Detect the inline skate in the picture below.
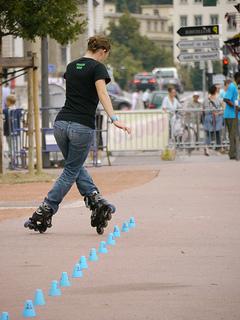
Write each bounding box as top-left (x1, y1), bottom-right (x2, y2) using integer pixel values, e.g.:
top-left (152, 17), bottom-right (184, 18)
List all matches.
top-left (84, 191), bottom-right (116, 235)
top-left (24, 202), bottom-right (53, 233)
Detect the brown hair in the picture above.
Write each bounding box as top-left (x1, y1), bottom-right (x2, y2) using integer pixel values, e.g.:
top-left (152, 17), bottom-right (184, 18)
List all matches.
top-left (6, 94), bottom-right (16, 105)
top-left (168, 86), bottom-right (175, 93)
top-left (87, 35), bottom-right (111, 53)
top-left (208, 85), bottom-right (217, 95)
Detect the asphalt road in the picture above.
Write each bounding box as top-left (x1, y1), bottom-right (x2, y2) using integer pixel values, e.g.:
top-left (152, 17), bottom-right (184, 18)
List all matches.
top-left (0, 155), bottom-right (240, 320)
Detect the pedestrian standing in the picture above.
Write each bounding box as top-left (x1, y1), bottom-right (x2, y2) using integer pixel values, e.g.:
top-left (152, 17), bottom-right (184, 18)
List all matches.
top-left (3, 94), bottom-right (17, 166)
top-left (142, 89), bottom-right (150, 109)
top-left (131, 90), bottom-right (139, 110)
top-left (24, 35), bottom-right (131, 233)
top-left (223, 72), bottom-right (240, 160)
top-left (162, 87), bottom-right (181, 140)
top-left (184, 92), bottom-right (202, 141)
top-left (203, 85), bottom-right (224, 156)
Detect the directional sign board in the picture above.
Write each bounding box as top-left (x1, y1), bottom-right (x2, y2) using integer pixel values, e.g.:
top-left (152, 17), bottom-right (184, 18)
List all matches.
top-left (177, 39), bottom-right (220, 50)
top-left (177, 51), bottom-right (222, 62)
top-left (177, 25), bottom-right (220, 37)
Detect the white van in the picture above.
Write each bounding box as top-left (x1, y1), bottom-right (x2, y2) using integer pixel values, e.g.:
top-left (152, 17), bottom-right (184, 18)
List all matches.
top-left (152, 67), bottom-right (184, 93)
top-left (152, 67), bottom-right (179, 80)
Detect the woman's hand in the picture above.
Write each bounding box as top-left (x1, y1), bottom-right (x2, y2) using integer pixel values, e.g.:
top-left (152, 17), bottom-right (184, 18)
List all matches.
top-left (113, 120), bottom-right (131, 134)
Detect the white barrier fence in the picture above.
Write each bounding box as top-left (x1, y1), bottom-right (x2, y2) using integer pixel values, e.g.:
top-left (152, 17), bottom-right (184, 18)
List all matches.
top-left (107, 110), bottom-right (169, 152)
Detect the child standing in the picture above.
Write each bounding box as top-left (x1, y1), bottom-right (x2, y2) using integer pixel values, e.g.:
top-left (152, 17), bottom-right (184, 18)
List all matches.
top-left (3, 94), bottom-right (17, 167)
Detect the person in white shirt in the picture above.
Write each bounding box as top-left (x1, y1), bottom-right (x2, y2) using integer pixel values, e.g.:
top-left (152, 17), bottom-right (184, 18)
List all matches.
top-left (161, 87), bottom-right (181, 112)
top-left (142, 89), bottom-right (150, 109)
top-left (131, 91), bottom-right (139, 110)
top-left (162, 87), bottom-right (182, 140)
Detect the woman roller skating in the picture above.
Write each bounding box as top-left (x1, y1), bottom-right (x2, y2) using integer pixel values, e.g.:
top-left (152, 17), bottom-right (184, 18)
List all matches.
top-left (24, 35), bottom-right (131, 234)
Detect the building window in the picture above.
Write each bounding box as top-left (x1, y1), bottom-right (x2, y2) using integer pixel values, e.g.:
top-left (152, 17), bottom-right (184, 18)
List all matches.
top-left (147, 20), bottom-right (151, 31)
top-left (161, 21), bottom-right (165, 32)
top-left (180, 15), bottom-right (188, 26)
top-left (153, 9), bottom-right (159, 15)
top-left (194, 0), bottom-right (202, 2)
top-left (154, 21), bottom-right (158, 32)
top-left (210, 14), bottom-right (218, 24)
top-left (194, 15), bottom-right (202, 25)
top-left (180, 0), bottom-right (188, 3)
top-left (227, 14), bottom-right (237, 30)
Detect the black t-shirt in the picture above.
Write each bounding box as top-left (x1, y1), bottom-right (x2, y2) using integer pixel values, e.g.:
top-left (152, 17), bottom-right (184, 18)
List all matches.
top-left (55, 57), bottom-right (110, 129)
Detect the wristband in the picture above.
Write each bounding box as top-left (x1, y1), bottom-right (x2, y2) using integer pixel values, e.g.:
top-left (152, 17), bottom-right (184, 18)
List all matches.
top-left (110, 115), bottom-right (119, 123)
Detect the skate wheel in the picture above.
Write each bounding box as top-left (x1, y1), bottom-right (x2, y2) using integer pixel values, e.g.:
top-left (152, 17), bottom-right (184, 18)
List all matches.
top-left (102, 220), bottom-right (108, 228)
top-left (24, 220), bottom-right (30, 228)
top-left (38, 225), bottom-right (47, 233)
top-left (91, 219), bottom-right (97, 227)
top-left (24, 220), bottom-right (34, 230)
top-left (109, 204), bottom-right (116, 214)
top-left (96, 226), bottom-right (104, 235)
top-left (106, 212), bottom-right (112, 221)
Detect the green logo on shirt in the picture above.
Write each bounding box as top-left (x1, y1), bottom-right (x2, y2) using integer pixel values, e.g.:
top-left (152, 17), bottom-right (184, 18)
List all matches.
top-left (76, 63), bottom-right (86, 70)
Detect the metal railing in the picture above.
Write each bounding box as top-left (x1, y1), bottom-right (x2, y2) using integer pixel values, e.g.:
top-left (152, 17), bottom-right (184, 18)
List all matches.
top-left (108, 110), bottom-right (169, 152)
top-left (168, 108), bottom-right (229, 152)
top-left (5, 107), bottom-right (231, 170)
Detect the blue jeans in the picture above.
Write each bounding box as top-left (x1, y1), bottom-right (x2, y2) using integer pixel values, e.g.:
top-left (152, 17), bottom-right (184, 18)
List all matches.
top-left (44, 121), bottom-right (97, 214)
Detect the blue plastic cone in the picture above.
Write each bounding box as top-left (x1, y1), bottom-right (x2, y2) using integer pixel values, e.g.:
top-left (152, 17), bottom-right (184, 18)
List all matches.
top-left (22, 300), bottom-right (36, 318)
top-left (107, 233), bottom-right (116, 246)
top-left (79, 256), bottom-right (88, 269)
top-left (88, 248), bottom-right (98, 262)
top-left (34, 289), bottom-right (45, 306)
top-left (60, 271), bottom-right (71, 287)
top-left (0, 312), bottom-right (9, 320)
top-left (129, 217), bottom-right (136, 228)
top-left (49, 280), bottom-right (61, 296)
top-left (113, 225), bottom-right (121, 238)
top-left (72, 263), bottom-right (83, 278)
top-left (98, 241), bottom-right (108, 254)
top-left (121, 221), bottom-right (129, 232)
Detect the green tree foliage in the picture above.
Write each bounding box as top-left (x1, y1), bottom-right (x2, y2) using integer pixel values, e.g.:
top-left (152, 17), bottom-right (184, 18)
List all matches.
top-left (107, 42), bottom-right (143, 88)
top-left (108, 12), bottom-right (173, 86)
top-left (0, 0), bottom-right (86, 44)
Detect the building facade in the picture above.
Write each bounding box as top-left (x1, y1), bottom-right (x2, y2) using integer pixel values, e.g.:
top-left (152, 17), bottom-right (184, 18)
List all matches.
top-left (104, 3), bottom-right (173, 50)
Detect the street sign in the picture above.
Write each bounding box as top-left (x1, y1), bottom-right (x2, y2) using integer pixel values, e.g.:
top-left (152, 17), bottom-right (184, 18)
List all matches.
top-left (177, 25), bottom-right (220, 36)
top-left (177, 51), bottom-right (222, 62)
top-left (177, 39), bottom-right (220, 50)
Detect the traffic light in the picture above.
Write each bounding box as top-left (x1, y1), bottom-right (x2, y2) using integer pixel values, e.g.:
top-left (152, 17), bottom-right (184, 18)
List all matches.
top-left (222, 57), bottom-right (229, 77)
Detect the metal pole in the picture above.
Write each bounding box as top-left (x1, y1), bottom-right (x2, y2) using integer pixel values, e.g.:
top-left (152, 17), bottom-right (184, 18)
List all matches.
top-left (0, 36), bottom-right (4, 174)
top-left (202, 62), bottom-right (206, 101)
top-left (27, 65), bottom-right (34, 175)
top-left (41, 36), bottom-right (51, 168)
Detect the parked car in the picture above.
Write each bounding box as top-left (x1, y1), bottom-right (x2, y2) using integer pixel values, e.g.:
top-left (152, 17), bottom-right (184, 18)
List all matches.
top-left (109, 93), bottom-right (131, 110)
top-left (131, 72), bottom-right (159, 91)
top-left (107, 82), bottom-right (123, 95)
top-left (147, 90), bottom-right (168, 109)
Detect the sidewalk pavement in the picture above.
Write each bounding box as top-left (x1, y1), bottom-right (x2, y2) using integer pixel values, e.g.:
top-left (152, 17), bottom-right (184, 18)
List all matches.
top-left (0, 154), bottom-right (240, 320)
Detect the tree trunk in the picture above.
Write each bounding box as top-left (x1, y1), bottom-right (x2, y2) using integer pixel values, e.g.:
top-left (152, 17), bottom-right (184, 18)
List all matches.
top-left (0, 35), bottom-right (5, 174)
top-left (41, 36), bottom-right (50, 168)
